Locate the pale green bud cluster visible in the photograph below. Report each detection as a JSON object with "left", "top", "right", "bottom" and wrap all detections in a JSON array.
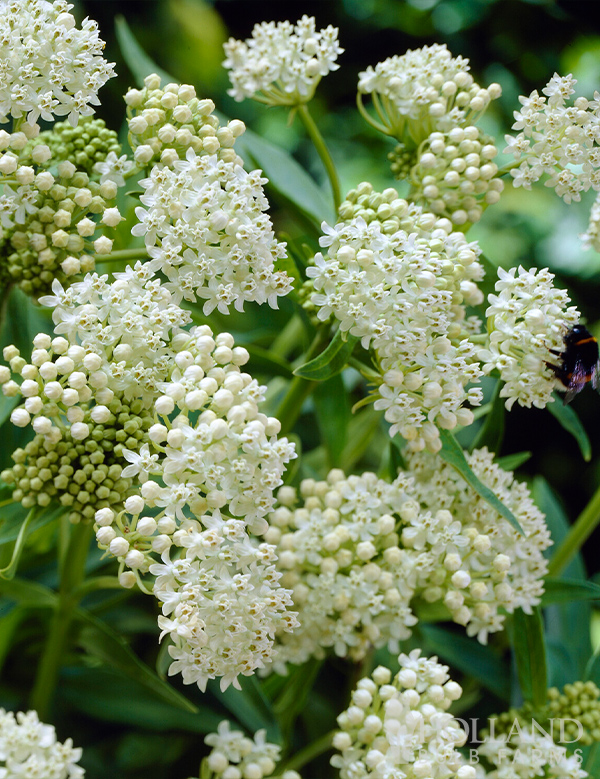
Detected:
[
  {"left": 30, "top": 116, "right": 122, "bottom": 174},
  {"left": 387, "top": 143, "right": 417, "bottom": 180},
  {"left": 124, "top": 72, "right": 245, "bottom": 169},
  {"left": 409, "top": 126, "right": 504, "bottom": 226}
]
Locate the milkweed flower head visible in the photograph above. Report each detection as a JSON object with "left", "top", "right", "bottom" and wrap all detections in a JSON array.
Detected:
[
  {"left": 0, "top": 708, "right": 84, "bottom": 779},
  {"left": 581, "top": 191, "right": 600, "bottom": 252},
  {"left": 223, "top": 16, "right": 343, "bottom": 105},
  {"left": 358, "top": 43, "right": 501, "bottom": 150},
  {"left": 0, "top": 0, "right": 115, "bottom": 126},
  {"left": 479, "top": 266, "right": 580, "bottom": 410},
  {"left": 307, "top": 184, "right": 484, "bottom": 452},
  {"left": 505, "top": 73, "right": 600, "bottom": 204},
  {"left": 124, "top": 73, "right": 246, "bottom": 169},
  {"left": 331, "top": 650, "right": 475, "bottom": 779},
  {"left": 131, "top": 148, "right": 291, "bottom": 315}
]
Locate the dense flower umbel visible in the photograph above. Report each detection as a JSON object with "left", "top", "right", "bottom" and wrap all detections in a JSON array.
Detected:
[
  {"left": 223, "top": 16, "right": 343, "bottom": 105},
  {"left": 0, "top": 0, "right": 115, "bottom": 126},
  {"left": 358, "top": 43, "right": 501, "bottom": 148},
  {"left": 477, "top": 726, "right": 587, "bottom": 779},
  {"left": 307, "top": 186, "right": 484, "bottom": 451},
  {"left": 504, "top": 73, "right": 600, "bottom": 204},
  {"left": 409, "top": 126, "right": 504, "bottom": 226},
  {"left": 331, "top": 650, "right": 475, "bottom": 779},
  {"left": 408, "top": 447, "right": 551, "bottom": 642},
  {"left": 202, "top": 721, "right": 300, "bottom": 779},
  {"left": 0, "top": 708, "right": 83, "bottom": 779},
  {"left": 131, "top": 148, "right": 291, "bottom": 314},
  {"left": 0, "top": 122, "right": 122, "bottom": 296},
  {"left": 124, "top": 73, "right": 245, "bottom": 169},
  {"left": 479, "top": 266, "right": 580, "bottom": 410},
  {"left": 581, "top": 191, "right": 600, "bottom": 252}
]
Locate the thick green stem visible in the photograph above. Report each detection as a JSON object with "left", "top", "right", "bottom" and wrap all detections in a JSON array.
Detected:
[
  {"left": 30, "top": 521, "right": 93, "bottom": 719},
  {"left": 94, "top": 248, "right": 150, "bottom": 264},
  {"left": 278, "top": 730, "right": 334, "bottom": 773},
  {"left": 547, "top": 484, "right": 600, "bottom": 577},
  {"left": 296, "top": 104, "right": 342, "bottom": 211},
  {"left": 275, "top": 331, "right": 327, "bottom": 434}
]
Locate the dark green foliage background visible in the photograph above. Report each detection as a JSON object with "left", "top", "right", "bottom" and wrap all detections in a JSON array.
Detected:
[{"left": 3, "top": 1, "right": 600, "bottom": 777}]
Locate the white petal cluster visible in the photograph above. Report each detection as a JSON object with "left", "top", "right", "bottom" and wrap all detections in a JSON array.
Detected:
[
  {"left": 580, "top": 191, "right": 600, "bottom": 252},
  {"left": 223, "top": 16, "right": 343, "bottom": 105},
  {"left": 331, "top": 651, "right": 474, "bottom": 779},
  {"left": 39, "top": 264, "right": 191, "bottom": 403},
  {"left": 358, "top": 43, "right": 501, "bottom": 146},
  {"left": 479, "top": 266, "right": 580, "bottom": 410},
  {"left": 0, "top": 121, "right": 122, "bottom": 296},
  {"left": 408, "top": 447, "right": 552, "bottom": 643},
  {"left": 477, "top": 726, "right": 587, "bottom": 779},
  {"left": 265, "top": 470, "right": 419, "bottom": 671},
  {"left": 203, "top": 721, "right": 299, "bottom": 779},
  {"left": 131, "top": 148, "right": 291, "bottom": 315},
  {"left": 0, "top": 708, "right": 83, "bottom": 779},
  {"left": 0, "top": 0, "right": 115, "bottom": 126},
  {"left": 124, "top": 73, "right": 245, "bottom": 169},
  {"left": 307, "top": 188, "right": 484, "bottom": 451},
  {"left": 411, "top": 126, "right": 504, "bottom": 226},
  {"left": 505, "top": 73, "right": 600, "bottom": 203},
  {"left": 150, "top": 515, "right": 297, "bottom": 692}
]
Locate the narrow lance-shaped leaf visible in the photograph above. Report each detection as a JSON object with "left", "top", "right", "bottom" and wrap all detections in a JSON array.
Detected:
[
  {"left": 542, "top": 577, "right": 600, "bottom": 605},
  {"left": 512, "top": 607, "right": 548, "bottom": 709},
  {"left": 294, "top": 330, "right": 358, "bottom": 381},
  {"left": 437, "top": 429, "right": 524, "bottom": 535},
  {"left": 114, "top": 16, "right": 174, "bottom": 86},
  {"left": 469, "top": 379, "right": 505, "bottom": 454},
  {"left": 547, "top": 394, "right": 592, "bottom": 461}
]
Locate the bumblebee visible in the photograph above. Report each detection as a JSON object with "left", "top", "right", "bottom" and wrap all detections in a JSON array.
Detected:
[{"left": 548, "top": 324, "right": 600, "bottom": 404}]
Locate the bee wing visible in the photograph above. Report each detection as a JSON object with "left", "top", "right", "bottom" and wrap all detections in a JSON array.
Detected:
[
  {"left": 563, "top": 357, "right": 588, "bottom": 405},
  {"left": 593, "top": 361, "right": 600, "bottom": 391}
]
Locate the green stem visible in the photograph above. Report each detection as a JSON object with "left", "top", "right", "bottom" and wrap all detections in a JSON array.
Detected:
[
  {"left": 547, "top": 483, "right": 600, "bottom": 577},
  {"left": 30, "top": 521, "right": 93, "bottom": 719},
  {"left": 278, "top": 730, "right": 335, "bottom": 773},
  {"left": 0, "top": 507, "right": 38, "bottom": 579},
  {"left": 271, "top": 315, "right": 306, "bottom": 360},
  {"left": 94, "top": 248, "right": 150, "bottom": 264},
  {"left": 296, "top": 104, "right": 342, "bottom": 212},
  {"left": 73, "top": 575, "right": 124, "bottom": 599},
  {"left": 275, "top": 330, "right": 327, "bottom": 434},
  {"left": 497, "top": 159, "right": 522, "bottom": 176}
]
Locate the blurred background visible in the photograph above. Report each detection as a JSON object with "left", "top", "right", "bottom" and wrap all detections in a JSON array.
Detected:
[{"left": 4, "top": 1, "right": 600, "bottom": 776}]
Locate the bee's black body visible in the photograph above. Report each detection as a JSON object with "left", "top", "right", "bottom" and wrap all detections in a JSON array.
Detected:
[{"left": 548, "top": 324, "right": 600, "bottom": 404}]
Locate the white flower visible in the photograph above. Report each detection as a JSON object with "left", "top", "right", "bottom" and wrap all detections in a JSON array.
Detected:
[
  {"left": 93, "top": 151, "right": 134, "bottom": 186},
  {"left": 223, "top": 16, "right": 343, "bottom": 105},
  {"left": 131, "top": 149, "right": 292, "bottom": 314},
  {"left": 0, "top": 708, "right": 84, "bottom": 778},
  {"left": 0, "top": 0, "right": 115, "bottom": 126},
  {"left": 481, "top": 266, "right": 580, "bottom": 410},
  {"left": 358, "top": 43, "right": 501, "bottom": 146},
  {"left": 204, "top": 721, "right": 284, "bottom": 778},
  {"left": 580, "top": 191, "right": 600, "bottom": 251}
]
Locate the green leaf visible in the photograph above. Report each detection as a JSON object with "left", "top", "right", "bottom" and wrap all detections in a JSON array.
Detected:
[
  {"left": 547, "top": 396, "right": 592, "bottom": 461},
  {"left": 420, "top": 623, "right": 510, "bottom": 700},
  {"left": 437, "top": 429, "right": 524, "bottom": 535},
  {"left": 469, "top": 379, "right": 505, "bottom": 454},
  {"left": 496, "top": 451, "right": 532, "bottom": 470},
  {"left": 75, "top": 608, "right": 198, "bottom": 714},
  {"left": 314, "top": 374, "right": 351, "bottom": 467},
  {"left": 388, "top": 438, "right": 407, "bottom": 479},
  {"left": 512, "top": 607, "right": 548, "bottom": 708},
  {"left": 235, "top": 129, "right": 335, "bottom": 230},
  {"left": 0, "top": 395, "right": 18, "bottom": 429},
  {"left": 339, "top": 406, "right": 381, "bottom": 471},
  {"left": 0, "top": 576, "right": 57, "bottom": 608},
  {"left": 294, "top": 330, "right": 358, "bottom": 380},
  {"left": 209, "top": 675, "right": 281, "bottom": 741},
  {"left": 0, "top": 507, "right": 59, "bottom": 580},
  {"left": 272, "top": 659, "right": 322, "bottom": 739},
  {"left": 114, "top": 16, "right": 175, "bottom": 87},
  {"left": 244, "top": 344, "right": 293, "bottom": 379},
  {"left": 542, "top": 577, "right": 600, "bottom": 605},
  {"left": 0, "top": 503, "right": 63, "bottom": 546}
]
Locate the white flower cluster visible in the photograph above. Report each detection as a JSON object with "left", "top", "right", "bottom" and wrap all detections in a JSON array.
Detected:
[
  {"left": 411, "top": 126, "right": 504, "bottom": 225},
  {"left": 580, "top": 191, "right": 600, "bottom": 252},
  {"left": 408, "top": 447, "right": 551, "bottom": 642},
  {"left": 358, "top": 43, "right": 501, "bottom": 146},
  {"left": 0, "top": 121, "right": 122, "bottom": 296},
  {"left": 479, "top": 266, "right": 580, "bottom": 410},
  {"left": 0, "top": 0, "right": 115, "bottom": 126},
  {"left": 505, "top": 73, "right": 600, "bottom": 203},
  {"left": 477, "top": 726, "right": 587, "bottom": 779},
  {"left": 307, "top": 188, "right": 484, "bottom": 451},
  {"left": 223, "top": 16, "right": 343, "bottom": 105},
  {"left": 131, "top": 148, "right": 291, "bottom": 315},
  {"left": 124, "top": 73, "right": 245, "bottom": 169},
  {"left": 0, "top": 708, "right": 83, "bottom": 779},
  {"left": 331, "top": 650, "right": 474, "bottom": 779},
  {"left": 265, "top": 470, "right": 419, "bottom": 671},
  {"left": 202, "top": 721, "right": 299, "bottom": 779}
]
